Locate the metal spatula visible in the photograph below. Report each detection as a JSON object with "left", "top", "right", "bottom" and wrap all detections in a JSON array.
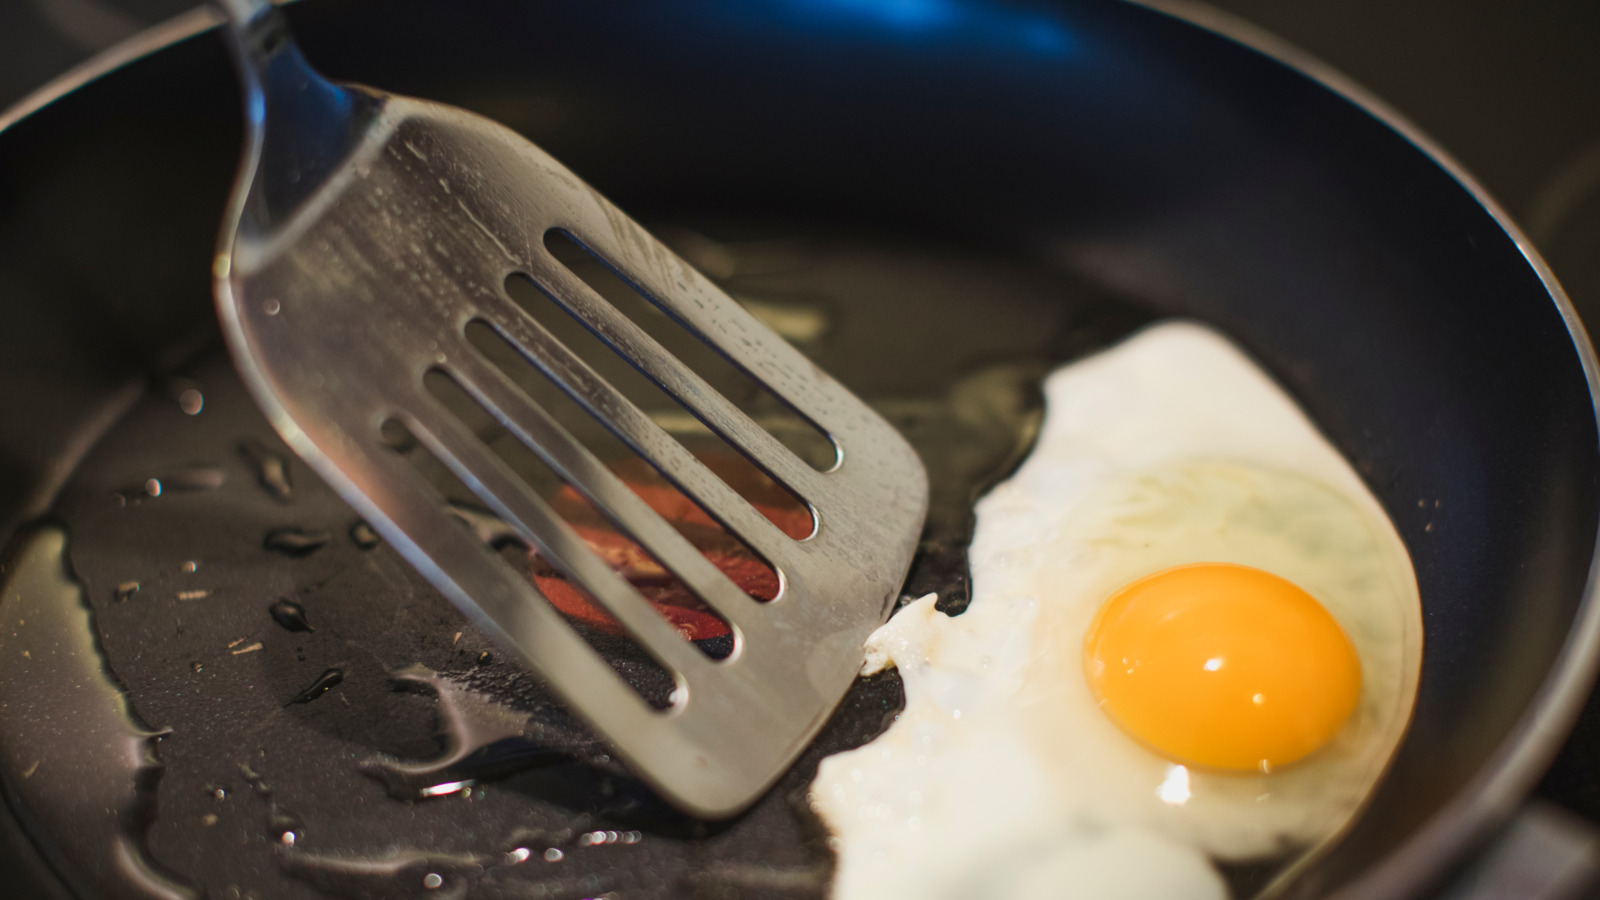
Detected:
[{"left": 211, "top": 0, "right": 927, "bottom": 818}]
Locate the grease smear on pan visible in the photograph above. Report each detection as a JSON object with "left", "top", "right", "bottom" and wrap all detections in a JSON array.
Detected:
[{"left": 810, "top": 322, "right": 1423, "bottom": 899}]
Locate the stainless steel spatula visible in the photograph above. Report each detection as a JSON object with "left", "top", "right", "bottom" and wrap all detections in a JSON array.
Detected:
[{"left": 212, "top": 0, "right": 927, "bottom": 818}]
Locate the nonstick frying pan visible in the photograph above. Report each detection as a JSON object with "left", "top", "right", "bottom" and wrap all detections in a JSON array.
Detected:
[{"left": 0, "top": 1, "right": 1596, "bottom": 898}]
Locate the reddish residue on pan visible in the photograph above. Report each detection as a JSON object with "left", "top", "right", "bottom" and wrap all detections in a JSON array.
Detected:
[{"left": 528, "top": 456, "right": 812, "bottom": 641}]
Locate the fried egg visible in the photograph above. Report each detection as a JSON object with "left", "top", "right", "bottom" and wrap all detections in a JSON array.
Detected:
[{"left": 810, "top": 322, "right": 1422, "bottom": 899}]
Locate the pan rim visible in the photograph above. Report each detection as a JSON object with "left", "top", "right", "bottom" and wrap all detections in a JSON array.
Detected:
[
  {"left": 1, "top": 2, "right": 1597, "bottom": 897},
  {"left": 1117, "top": 5, "right": 1600, "bottom": 897}
]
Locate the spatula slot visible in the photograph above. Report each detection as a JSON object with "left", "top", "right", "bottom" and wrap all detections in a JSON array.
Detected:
[
  {"left": 422, "top": 368, "right": 740, "bottom": 659},
  {"left": 376, "top": 413, "right": 683, "bottom": 708},
  {"left": 535, "top": 230, "right": 839, "bottom": 475},
  {"left": 495, "top": 272, "right": 820, "bottom": 547},
  {"left": 461, "top": 318, "right": 798, "bottom": 607}
]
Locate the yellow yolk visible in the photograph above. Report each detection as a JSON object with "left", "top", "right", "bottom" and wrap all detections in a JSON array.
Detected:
[{"left": 1083, "top": 563, "right": 1361, "bottom": 773}]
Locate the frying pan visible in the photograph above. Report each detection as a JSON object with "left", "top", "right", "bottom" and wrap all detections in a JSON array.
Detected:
[{"left": 0, "top": 0, "right": 1596, "bottom": 897}]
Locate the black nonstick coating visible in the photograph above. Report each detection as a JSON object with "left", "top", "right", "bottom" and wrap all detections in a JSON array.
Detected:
[{"left": 0, "top": 1, "right": 1595, "bottom": 897}]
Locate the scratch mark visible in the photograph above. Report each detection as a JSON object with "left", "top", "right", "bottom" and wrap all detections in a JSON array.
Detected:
[{"left": 456, "top": 199, "right": 517, "bottom": 262}]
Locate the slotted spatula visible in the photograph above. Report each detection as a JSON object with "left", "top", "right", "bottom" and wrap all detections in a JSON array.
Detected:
[{"left": 211, "top": 0, "right": 928, "bottom": 818}]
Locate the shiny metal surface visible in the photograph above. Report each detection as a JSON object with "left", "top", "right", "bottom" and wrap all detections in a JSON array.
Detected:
[{"left": 211, "top": 2, "right": 928, "bottom": 818}]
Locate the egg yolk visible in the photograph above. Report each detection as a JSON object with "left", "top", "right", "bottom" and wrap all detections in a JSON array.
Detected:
[{"left": 1083, "top": 563, "right": 1361, "bottom": 773}]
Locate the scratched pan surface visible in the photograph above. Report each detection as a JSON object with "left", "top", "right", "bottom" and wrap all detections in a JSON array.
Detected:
[{"left": 0, "top": 1, "right": 1596, "bottom": 898}]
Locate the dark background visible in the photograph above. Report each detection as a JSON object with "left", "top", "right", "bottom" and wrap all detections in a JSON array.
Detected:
[
  {"left": 4, "top": 0, "right": 1596, "bottom": 329},
  {"left": 2, "top": 0, "right": 1599, "bottom": 894}
]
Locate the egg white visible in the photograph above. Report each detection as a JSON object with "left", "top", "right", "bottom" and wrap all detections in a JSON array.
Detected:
[{"left": 810, "top": 322, "right": 1422, "bottom": 899}]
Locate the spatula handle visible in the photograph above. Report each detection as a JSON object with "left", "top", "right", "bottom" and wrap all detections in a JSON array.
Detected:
[
  {"left": 215, "top": 0, "right": 275, "bottom": 29},
  {"left": 214, "top": 0, "right": 376, "bottom": 240}
]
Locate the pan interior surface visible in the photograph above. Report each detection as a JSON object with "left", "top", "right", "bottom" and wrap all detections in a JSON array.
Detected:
[{"left": 0, "top": 1, "right": 1594, "bottom": 897}]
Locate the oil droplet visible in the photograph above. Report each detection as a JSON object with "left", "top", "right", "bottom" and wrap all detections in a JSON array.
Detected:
[
  {"left": 113, "top": 468, "right": 226, "bottom": 506},
  {"left": 178, "top": 389, "right": 204, "bottom": 416},
  {"left": 263, "top": 528, "right": 331, "bottom": 557},
  {"left": 114, "top": 581, "right": 140, "bottom": 602},
  {"left": 239, "top": 440, "right": 292, "bottom": 501},
  {"left": 268, "top": 599, "right": 314, "bottom": 633},
  {"left": 263, "top": 298, "right": 281, "bottom": 316},
  {"left": 238, "top": 762, "right": 272, "bottom": 797},
  {"left": 356, "top": 664, "right": 593, "bottom": 800},
  {"left": 544, "top": 848, "right": 563, "bottom": 863},
  {"left": 349, "top": 521, "right": 381, "bottom": 550},
  {"left": 268, "top": 811, "right": 302, "bottom": 846},
  {"left": 578, "top": 830, "right": 642, "bottom": 847},
  {"left": 0, "top": 526, "right": 198, "bottom": 898},
  {"left": 285, "top": 668, "right": 344, "bottom": 705},
  {"left": 278, "top": 847, "right": 492, "bottom": 896},
  {"left": 418, "top": 779, "right": 474, "bottom": 798},
  {"left": 181, "top": 561, "right": 198, "bottom": 574}
]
